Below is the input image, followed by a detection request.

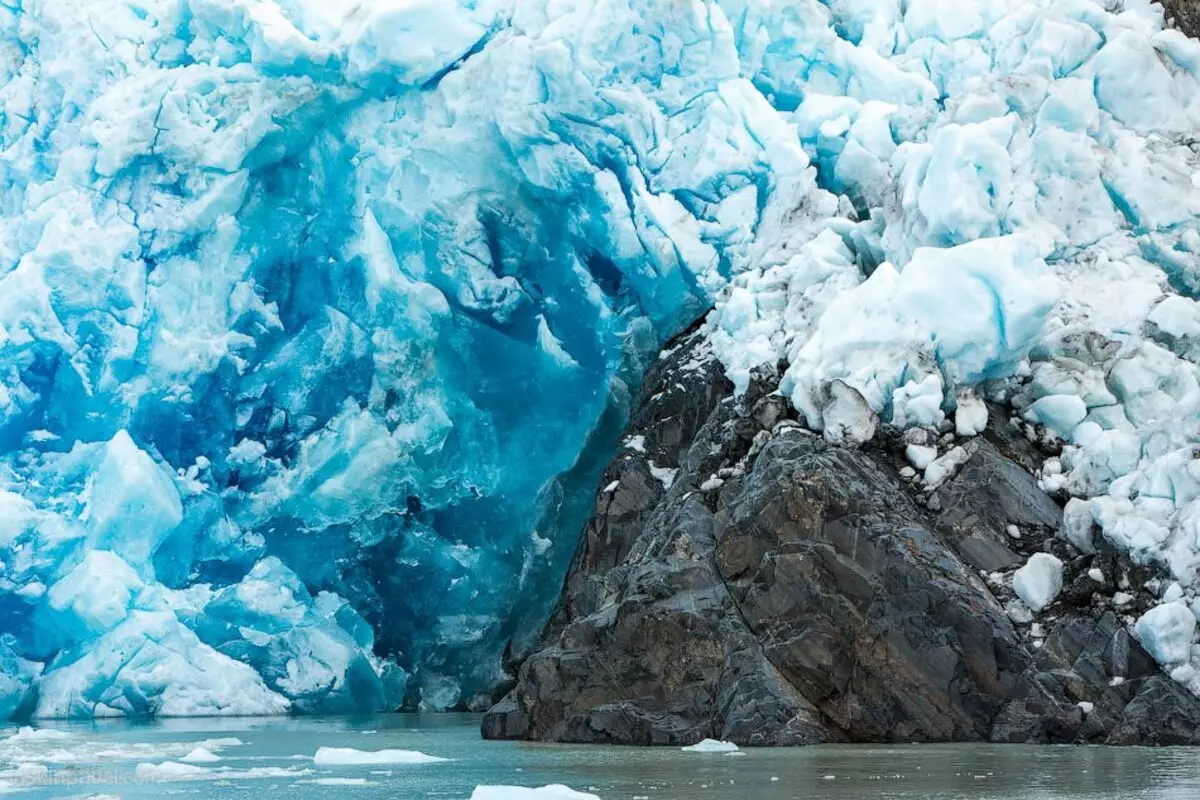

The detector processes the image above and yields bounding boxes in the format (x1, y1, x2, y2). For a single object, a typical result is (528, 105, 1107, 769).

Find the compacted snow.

(1, 0, 1200, 718)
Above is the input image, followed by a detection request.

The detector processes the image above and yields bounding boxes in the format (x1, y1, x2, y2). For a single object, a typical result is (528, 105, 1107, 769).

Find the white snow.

(312, 747, 448, 766)
(680, 739, 740, 753)
(647, 464, 678, 491)
(1012, 553, 1064, 613)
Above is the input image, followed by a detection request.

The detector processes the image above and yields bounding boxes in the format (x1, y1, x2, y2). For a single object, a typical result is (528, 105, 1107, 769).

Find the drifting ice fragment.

(312, 747, 448, 766)
(470, 787, 601, 800)
(680, 739, 740, 753)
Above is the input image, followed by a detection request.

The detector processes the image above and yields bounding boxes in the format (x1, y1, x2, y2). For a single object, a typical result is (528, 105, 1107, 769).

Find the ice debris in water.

(2, 0, 1200, 718)
(312, 747, 448, 766)
(680, 739, 740, 753)
(134, 761, 309, 782)
(470, 787, 601, 800)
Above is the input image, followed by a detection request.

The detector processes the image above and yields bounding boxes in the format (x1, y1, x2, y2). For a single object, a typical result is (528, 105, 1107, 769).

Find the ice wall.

(0, 0, 829, 716)
(2, 0, 1200, 718)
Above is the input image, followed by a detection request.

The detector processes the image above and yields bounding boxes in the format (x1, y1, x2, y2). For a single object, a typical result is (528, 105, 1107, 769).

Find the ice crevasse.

(1, 0, 1200, 719)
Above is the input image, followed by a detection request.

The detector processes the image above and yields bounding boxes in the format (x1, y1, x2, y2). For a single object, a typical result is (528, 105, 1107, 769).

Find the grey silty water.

(3, 714, 1200, 799)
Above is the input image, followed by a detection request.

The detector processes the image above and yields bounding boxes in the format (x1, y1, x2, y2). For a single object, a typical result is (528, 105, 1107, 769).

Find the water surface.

(2, 714, 1200, 798)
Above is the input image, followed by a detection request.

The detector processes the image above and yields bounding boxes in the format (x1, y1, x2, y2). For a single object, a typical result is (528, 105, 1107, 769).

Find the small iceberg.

(298, 777, 375, 786)
(179, 747, 221, 763)
(134, 762, 305, 782)
(470, 786, 601, 800)
(680, 739, 740, 753)
(312, 747, 448, 766)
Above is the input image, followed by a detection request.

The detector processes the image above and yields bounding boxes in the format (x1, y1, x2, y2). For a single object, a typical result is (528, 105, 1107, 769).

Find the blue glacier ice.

(2, 0, 1200, 718)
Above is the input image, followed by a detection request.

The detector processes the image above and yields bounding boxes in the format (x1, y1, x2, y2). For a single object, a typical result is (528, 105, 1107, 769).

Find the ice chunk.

(1135, 603, 1197, 665)
(312, 747, 448, 766)
(1012, 553, 1064, 613)
(194, 558, 385, 713)
(906, 445, 938, 472)
(955, 392, 989, 437)
(1024, 395, 1087, 437)
(180, 748, 221, 764)
(83, 432, 183, 573)
(44, 551, 144, 641)
(135, 762, 212, 781)
(470, 787, 600, 800)
(134, 761, 307, 782)
(924, 446, 969, 489)
(680, 739, 740, 753)
(35, 611, 289, 719)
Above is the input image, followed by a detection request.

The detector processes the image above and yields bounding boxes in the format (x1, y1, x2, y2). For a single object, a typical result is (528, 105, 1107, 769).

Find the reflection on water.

(1, 713, 1199, 799)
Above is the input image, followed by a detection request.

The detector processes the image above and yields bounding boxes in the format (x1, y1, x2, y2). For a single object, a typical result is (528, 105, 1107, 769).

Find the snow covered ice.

(2, 0, 1200, 718)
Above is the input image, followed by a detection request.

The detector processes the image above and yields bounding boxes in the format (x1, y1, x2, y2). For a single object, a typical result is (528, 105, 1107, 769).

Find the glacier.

(1, 0, 1200, 719)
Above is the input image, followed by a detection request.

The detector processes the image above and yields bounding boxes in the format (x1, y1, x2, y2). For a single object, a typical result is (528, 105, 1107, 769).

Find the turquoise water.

(2, 714, 1200, 798)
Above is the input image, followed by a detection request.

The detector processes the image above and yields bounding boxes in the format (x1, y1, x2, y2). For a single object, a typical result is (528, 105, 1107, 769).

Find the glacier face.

(0, 0, 825, 717)
(2, 0, 1200, 719)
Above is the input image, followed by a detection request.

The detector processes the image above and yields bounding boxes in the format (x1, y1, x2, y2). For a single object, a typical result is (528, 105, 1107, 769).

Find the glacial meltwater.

(2, 714, 1199, 799)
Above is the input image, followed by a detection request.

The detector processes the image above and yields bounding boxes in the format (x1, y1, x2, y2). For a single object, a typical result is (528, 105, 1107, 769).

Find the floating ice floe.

(470, 786, 601, 800)
(134, 761, 308, 782)
(680, 739, 740, 753)
(312, 746, 448, 766)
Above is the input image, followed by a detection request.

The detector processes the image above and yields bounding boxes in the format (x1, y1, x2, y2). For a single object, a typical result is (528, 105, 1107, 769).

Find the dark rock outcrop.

(1161, 0, 1200, 38)
(483, 328, 1200, 746)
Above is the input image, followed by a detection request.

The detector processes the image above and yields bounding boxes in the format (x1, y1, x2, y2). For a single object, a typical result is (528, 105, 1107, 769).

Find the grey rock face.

(483, 329, 1200, 745)
(1161, 0, 1200, 38)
